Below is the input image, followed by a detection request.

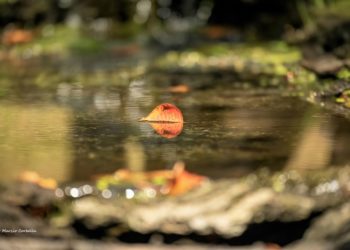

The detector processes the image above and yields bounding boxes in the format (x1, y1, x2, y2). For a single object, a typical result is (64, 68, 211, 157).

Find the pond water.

(1, 66, 350, 183)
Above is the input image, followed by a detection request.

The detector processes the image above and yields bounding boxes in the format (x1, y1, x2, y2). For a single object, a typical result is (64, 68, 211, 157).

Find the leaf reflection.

(148, 121, 183, 139)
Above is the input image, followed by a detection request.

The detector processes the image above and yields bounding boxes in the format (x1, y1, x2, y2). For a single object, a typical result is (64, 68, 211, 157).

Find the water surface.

(1, 70, 350, 182)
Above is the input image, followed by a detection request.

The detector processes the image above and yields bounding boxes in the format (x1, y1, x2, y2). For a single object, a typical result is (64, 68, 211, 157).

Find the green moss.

(110, 22, 142, 39)
(337, 68, 350, 81)
(96, 176, 121, 191)
(0, 80, 10, 97)
(316, 0, 350, 19)
(230, 42, 301, 65)
(2, 25, 107, 57)
(155, 42, 301, 79)
(69, 37, 104, 54)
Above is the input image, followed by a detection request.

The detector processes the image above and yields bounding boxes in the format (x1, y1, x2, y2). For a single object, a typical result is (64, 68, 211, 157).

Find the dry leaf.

(168, 161, 207, 195)
(106, 162, 207, 196)
(168, 84, 190, 94)
(18, 171, 57, 190)
(2, 29, 33, 45)
(140, 103, 183, 123)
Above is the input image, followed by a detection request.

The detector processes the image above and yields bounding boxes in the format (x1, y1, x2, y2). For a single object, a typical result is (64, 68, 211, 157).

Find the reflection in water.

(140, 103, 184, 138)
(148, 122, 184, 138)
(285, 113, 334, 170)
(0, 105, 72, 182)
(1, 76, 350, 182)
(124, 136, 146, 171)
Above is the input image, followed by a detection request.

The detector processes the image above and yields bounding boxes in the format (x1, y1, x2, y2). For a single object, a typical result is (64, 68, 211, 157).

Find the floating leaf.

(149, 122, 183, 139)
(140, 103, 183, 123)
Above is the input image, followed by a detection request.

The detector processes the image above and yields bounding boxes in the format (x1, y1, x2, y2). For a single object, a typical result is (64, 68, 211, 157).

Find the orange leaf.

(168, 84, 190, 94)
(140, 103, 183, 123)
(168, 161, 207, 196)
(2, 29, 33, 45)
(18, 171, 57, 190)
(149, 122, 183, 138)
(109, 162, 206, 196)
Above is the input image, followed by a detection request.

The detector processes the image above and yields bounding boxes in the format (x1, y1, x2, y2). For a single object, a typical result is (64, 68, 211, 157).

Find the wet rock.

(68, 167, 350, 238)
(124, 186, 317, 237)
(0, 237, 264, 250)
(71, 196, 125, 227)
(256, 192, 314, 222)
(301, 55, 344, 75)
(285, 240, 334, 250)
(0, 182, 76, 238)
(0, 203, 44, 232)
(344, 59, 350, 68)
(127, 181, 253, 235)
(0, 182, 55, 207)
(3, 167, 350, 244)
(303, 201, 350, 249)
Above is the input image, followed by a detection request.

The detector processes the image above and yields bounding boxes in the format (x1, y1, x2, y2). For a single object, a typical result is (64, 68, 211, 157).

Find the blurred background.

(1, 1, 350, 250)
(0, 0, 348, 45)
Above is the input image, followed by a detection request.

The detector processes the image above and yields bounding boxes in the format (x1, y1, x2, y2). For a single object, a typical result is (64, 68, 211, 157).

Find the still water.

(1, 71, 350, 183)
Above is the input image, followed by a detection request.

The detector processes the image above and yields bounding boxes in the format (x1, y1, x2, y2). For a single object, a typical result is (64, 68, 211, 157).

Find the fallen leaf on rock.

(149, 122, 183, 138)
(97, 162, 207, 197)
(139, 103, 183, 123)
(168, 161, 207, 196)
(18, 171, 57, 190)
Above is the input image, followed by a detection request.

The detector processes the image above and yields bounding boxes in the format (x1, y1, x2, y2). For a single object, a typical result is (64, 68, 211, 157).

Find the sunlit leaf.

(140, 103, 184, 123)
